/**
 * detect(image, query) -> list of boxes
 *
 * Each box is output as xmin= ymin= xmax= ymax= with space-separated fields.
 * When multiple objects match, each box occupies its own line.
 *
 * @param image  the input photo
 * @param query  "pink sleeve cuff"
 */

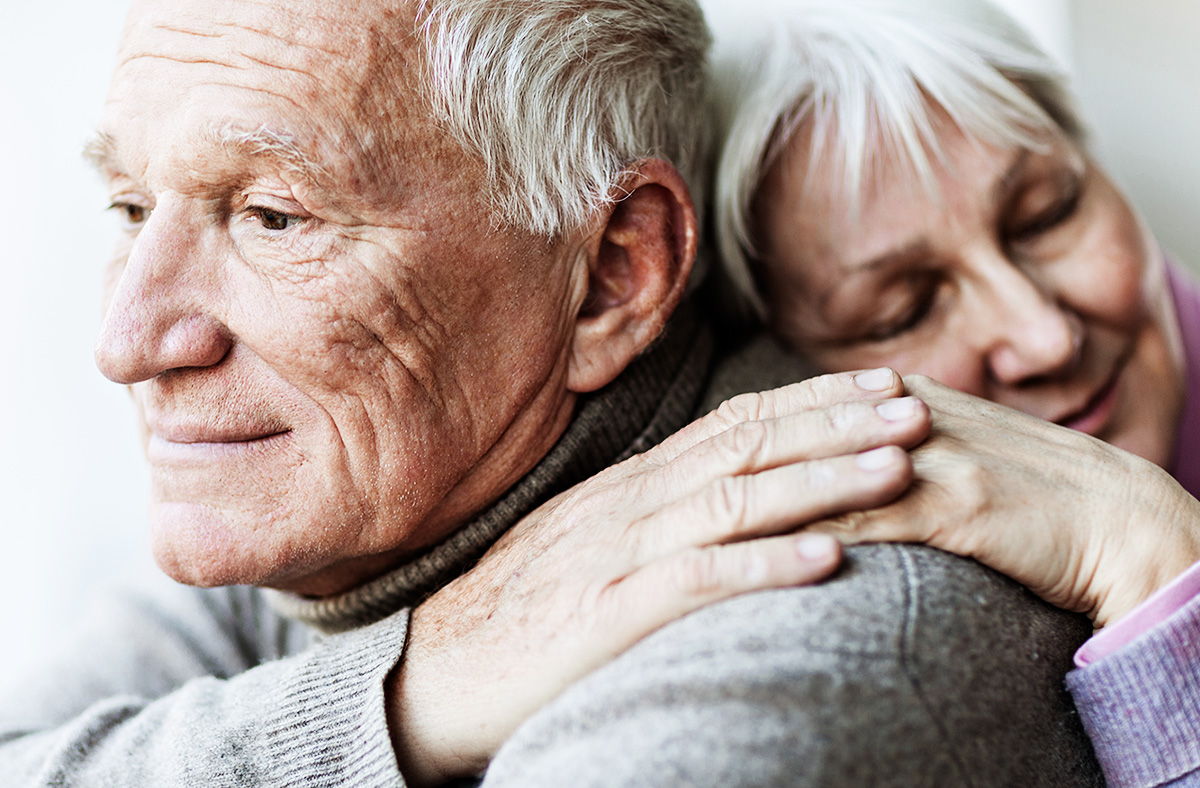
xmin=1075 ymin=559 xmax=1200 ymax=668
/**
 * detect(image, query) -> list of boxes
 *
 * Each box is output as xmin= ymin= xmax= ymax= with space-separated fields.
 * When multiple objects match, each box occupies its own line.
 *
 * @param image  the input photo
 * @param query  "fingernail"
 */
xmin=854 ymin=367 xmax=895 ymax=391
xmin=796 ymin=533 xmax=837 ymax=561
xmin=856 ymin=446 xmax=899 ymax=471
xmin=876 ymin=397 xmax=918 ymax=422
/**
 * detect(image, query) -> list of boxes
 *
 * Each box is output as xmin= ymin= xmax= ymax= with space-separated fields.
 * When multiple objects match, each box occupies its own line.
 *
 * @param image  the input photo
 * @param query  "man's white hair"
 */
xmin=418 ymin=0 xmax=712 ymax=238
xmin=714 ymin=0 xmax=1085 ymax=317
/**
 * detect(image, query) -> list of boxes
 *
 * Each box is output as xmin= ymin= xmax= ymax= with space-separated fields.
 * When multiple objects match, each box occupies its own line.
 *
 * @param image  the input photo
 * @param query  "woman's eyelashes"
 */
xmin=812 ymin=272 xmax=942 ymax=347
xmin=859 ymin=275 xmax=940 ymax=342
xmin=1004 ymin=174 xmax=1084 ymax=245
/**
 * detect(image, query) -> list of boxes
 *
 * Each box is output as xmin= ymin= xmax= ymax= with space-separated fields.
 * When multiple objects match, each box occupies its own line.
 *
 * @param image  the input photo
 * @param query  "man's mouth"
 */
xmin=146 ymin=430 xmax=292 ymax=465
xmin=145 ymin=416 xmax=292 ymax=461
xmin=154 ymin=427 xmax=289 ymax=444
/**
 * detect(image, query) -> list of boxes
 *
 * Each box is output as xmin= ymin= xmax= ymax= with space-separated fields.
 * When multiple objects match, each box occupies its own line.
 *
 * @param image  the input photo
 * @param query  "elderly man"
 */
xmin=1 ymin=0 xmax=1104 ymax=785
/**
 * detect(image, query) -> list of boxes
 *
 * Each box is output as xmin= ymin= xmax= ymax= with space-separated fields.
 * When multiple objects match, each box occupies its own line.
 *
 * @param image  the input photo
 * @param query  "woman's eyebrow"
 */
xmin=818 ymin=239 xmax=932 ymax=310
xmin=843 ymin=239 xmax=932 ymax=276
xmin=994 ymin=148 xmax=1032 ymax=204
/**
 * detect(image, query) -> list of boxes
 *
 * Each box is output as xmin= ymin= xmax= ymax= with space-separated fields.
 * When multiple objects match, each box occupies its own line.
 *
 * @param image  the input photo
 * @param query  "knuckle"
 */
xmin=821 ymin=509 xmax=869 ymax=536
xmin=802 ymin=370 xmax=865 ymax=408
xmin=701 ymin=475 xmax=753 ymax=533
xmin=714 ymin=420 xmax=770 ymax=472
xmin=927 ymin=457 xmax=988 ymax=519
xmin=669 ymin=548 xmax=725 ymax=596
xmin=715 ymin=390 xmax=769 ymax=425
xmin=959 ymin=466 xmax=990 ymax=517
xmin=806 ymin=373 xmax=841 ymax=403
xmin=801 ymin=456 xmax=838 ymax=491
xmin=825 ymin=401 xmax=865 ymax=435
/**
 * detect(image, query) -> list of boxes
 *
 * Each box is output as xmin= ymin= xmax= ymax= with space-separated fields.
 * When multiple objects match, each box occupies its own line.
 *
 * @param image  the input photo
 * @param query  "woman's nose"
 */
xmin=979 ymin=264 xmax=1083 ymax=386
xmin=94 ymin=198 xmax=232 ymax=385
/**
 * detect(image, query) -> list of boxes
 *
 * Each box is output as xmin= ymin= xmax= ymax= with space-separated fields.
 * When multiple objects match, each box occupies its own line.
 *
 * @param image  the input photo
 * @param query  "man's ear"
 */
xmin=567 ymin=158 xmax=697 ymax=393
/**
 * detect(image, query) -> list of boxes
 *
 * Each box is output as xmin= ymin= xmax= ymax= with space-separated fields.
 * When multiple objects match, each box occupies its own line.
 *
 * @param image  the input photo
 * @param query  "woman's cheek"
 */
xmin=1075 ymin=181 xmax=1157 ymax=327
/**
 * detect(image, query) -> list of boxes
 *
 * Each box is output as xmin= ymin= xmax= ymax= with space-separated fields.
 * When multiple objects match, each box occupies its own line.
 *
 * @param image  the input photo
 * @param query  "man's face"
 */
xmin=92 ymin=0 xmax=588 ymax=596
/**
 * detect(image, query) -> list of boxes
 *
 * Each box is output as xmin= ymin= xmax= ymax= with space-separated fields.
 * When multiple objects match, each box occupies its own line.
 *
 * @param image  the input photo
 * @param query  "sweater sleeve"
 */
xmin=1065 ymin=591 xmax=1200 ymax=787
xmin=481 ymin=545 xmax=1103 ymax=788
xmin=0 ymin=578 xmax=410 ymax=787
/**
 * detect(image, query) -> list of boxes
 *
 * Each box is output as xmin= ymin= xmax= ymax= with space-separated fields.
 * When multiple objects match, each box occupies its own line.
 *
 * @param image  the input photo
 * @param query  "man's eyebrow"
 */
xmin=81 ymin=125 xmax=331 ymax=184
xmin=82 ymin=131 xmax=118 ymax=172
xmin=207 ymin=123 xmax=331 ymax=182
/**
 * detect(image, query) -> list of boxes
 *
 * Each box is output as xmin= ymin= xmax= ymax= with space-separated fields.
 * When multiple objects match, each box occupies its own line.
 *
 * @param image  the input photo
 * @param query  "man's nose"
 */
xmin=94 ymin=199 xmax=231 ymax=385
xmin=977 ymin=260 xmax=1082 ymax=386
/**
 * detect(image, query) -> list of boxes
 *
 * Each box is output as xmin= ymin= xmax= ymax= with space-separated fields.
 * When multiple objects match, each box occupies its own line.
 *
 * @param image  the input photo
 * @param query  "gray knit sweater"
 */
xmin=0 ymin=319 xmax=1105 ymax=786
xmin=0 ymin=306 xmax=711 ymax=787
xmin=478 ymin=335 xmax=1104 ymax=787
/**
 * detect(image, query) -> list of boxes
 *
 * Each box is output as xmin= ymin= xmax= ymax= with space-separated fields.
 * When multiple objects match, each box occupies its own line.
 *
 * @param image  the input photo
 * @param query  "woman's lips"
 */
xmin=1057 ymin=368 xmax=1122 ymax=436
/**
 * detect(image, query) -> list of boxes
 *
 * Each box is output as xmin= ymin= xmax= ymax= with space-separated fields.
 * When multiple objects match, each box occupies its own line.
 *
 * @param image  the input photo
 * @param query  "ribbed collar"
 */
xmin=268 ymin=303 xmax=711 ymax=633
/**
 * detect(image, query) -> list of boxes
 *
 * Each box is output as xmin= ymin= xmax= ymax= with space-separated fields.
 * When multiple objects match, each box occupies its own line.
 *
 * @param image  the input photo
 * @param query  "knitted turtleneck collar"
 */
xmin=268 ymin=303 xmax=712 ymax=633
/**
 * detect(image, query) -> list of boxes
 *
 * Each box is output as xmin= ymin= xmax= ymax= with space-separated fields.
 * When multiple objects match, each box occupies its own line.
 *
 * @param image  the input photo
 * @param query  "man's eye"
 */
xmin=108 ymin=201 xmax=150 ymax=229
xmin=248 ymin=207 xmax=305 ymax=232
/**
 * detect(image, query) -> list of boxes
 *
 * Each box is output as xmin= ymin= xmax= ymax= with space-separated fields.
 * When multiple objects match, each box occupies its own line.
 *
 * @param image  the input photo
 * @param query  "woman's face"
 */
xmin=754 ymin=120 xmax=1184 ymax=467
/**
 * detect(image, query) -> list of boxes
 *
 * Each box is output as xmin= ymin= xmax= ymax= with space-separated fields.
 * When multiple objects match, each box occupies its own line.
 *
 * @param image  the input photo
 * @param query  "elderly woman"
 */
xmin=712 ymin=0 xmax=1200 ymax=784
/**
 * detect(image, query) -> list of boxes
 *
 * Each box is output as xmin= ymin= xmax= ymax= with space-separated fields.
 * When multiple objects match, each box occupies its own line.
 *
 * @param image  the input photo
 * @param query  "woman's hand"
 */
xmin=814 ymin=375 xmax=1200 ymax=630
xmin=388 ymin=368 xmax=931 ymax=785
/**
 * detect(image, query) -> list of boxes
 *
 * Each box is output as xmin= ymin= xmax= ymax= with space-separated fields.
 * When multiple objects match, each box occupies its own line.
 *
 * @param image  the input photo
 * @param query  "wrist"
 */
xmin=387 ymin=601 xmax=488 ymax=787
xmin=1090 ymin=471 xmax=1200 ymax=629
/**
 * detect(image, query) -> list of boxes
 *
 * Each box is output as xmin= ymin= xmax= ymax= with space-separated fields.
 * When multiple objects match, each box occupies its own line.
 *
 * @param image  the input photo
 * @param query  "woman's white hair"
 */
xmin=418 ymin=0 xmax=712 ymax=238
xmin=714 ymin=0 xmax=1085 ymax=317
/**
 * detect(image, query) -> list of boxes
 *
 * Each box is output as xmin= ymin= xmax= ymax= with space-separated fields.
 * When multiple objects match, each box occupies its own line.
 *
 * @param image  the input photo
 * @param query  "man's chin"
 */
xmin=148 ymin=500 xmax=300 ymax=589
xmin=146 ymin=499 xmax=399 ymax=595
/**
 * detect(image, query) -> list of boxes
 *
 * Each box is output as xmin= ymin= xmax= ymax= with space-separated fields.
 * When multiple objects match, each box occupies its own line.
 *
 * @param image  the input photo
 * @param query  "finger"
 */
xmin=807 ymin=493 xmax=938 ymax=547
xmin=652 ymin=397 xmax=930 ymax=495
xmin=604 ymin=533 xmax=844 ymax=646
xmin=645 ymin=368 xmax=906 ymax=464
xmin=636 ymin=445 xmax=914 ymax=560
xmin=903 ymin=373 xmax=1013 ymax=423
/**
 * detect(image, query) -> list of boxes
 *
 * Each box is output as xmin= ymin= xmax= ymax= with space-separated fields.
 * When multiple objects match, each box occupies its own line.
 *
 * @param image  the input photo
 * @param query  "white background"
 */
xmin=1 ymin=1 xmax=1197 ymax=675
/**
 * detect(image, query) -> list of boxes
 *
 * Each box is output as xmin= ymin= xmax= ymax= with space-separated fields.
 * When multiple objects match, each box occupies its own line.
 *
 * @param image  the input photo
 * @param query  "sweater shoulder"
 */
xmin=485 ymin=545 xmax=1103 ymax=787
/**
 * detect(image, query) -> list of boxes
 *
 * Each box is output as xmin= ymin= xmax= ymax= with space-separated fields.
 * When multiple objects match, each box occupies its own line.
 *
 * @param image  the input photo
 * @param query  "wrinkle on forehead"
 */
xmin=103 ymin=0 xmax=490 ymax=227
xmin=117 ymin=0 xmax=419 ymax=102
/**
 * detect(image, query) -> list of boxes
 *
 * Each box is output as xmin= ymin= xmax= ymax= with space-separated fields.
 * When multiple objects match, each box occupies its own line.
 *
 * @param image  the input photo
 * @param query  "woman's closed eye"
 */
xmin=1005 ymin=172 xmax=1084 ymax=245
xmin=862 ymin=283 xmax=938 ymax=342
xmin=824 ymin=272 xmax=942 ymax=346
